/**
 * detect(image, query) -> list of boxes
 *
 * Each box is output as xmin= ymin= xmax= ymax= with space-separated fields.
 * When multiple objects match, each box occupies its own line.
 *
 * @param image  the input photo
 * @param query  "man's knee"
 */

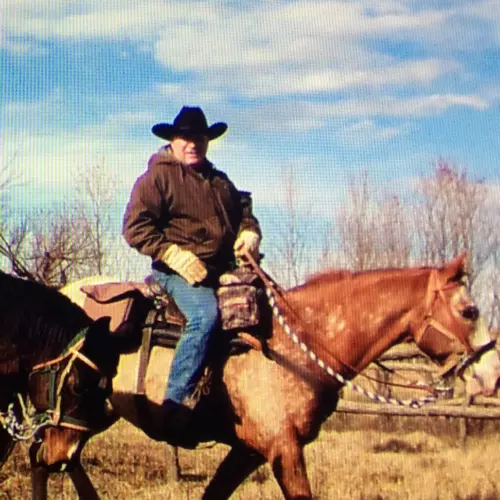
xmin=188 ymin=303 xmax=218 ymax=333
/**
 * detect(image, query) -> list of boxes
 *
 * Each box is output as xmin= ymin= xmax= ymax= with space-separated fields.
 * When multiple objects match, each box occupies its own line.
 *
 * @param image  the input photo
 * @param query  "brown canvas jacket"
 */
xmin=123 ymin=147 xmax=261 ymax=270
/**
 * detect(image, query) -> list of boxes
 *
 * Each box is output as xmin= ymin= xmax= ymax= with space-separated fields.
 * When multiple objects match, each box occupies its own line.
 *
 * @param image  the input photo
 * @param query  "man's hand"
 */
xmin=161 ymin=244 xmax=207 ymax=285
xmin=234 ymin=230 xmax=260 ymax=262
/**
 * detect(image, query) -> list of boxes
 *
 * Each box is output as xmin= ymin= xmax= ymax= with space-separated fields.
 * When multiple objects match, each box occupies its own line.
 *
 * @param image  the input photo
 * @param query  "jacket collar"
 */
xmin=158 ymin=145 xmax=213 ymax=175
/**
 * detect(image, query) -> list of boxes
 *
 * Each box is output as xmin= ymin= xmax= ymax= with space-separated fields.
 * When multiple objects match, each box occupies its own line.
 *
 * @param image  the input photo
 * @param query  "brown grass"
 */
xmin=2 ymin=415 xmax=500 ymax=499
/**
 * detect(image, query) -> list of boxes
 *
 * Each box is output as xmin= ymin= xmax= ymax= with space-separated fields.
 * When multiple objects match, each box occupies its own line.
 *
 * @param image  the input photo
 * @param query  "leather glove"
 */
xmin=234 ymin=230 xmax=260 ymax=262
xmin=161 ymin=244 xmax=207 ymax=285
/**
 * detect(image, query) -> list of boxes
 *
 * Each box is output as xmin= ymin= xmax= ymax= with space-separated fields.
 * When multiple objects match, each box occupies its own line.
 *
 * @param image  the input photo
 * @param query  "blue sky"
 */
xmin=2 ymin=1 xmax=500 ymax=259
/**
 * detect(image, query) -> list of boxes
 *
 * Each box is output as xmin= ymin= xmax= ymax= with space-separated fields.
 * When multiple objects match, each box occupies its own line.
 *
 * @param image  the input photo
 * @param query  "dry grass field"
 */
xmin=2 ymin=413 xmax=500 ymax=499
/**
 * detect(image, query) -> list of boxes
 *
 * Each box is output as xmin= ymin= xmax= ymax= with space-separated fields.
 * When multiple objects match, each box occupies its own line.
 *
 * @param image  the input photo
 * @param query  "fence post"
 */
xmin=459 ymin=396 xmax=473 ymax=447
xmin=166 ymin=445 xmax=181 ymax=481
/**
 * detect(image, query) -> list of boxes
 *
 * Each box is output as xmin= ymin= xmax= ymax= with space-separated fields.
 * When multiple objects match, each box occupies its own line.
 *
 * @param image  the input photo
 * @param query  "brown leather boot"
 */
xmin=161 ymin=399 xmax=196 ymax=446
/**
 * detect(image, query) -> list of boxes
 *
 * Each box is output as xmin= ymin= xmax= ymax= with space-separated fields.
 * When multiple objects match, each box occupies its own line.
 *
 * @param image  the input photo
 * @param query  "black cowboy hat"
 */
xmin=152 ymin=106 xmax=228 ymax=141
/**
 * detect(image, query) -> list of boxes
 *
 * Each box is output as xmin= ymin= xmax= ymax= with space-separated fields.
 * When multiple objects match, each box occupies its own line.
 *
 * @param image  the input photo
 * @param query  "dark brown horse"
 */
xmin=0 ymin=271 xmax=118 ymax=500
xmin=61 ymin=254 xmax=500 ymax=499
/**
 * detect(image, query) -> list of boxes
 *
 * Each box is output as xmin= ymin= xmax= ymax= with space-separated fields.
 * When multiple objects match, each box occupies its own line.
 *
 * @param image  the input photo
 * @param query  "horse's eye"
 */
xmin=67 ymin=373 xmax=84 ymax=395
xmin=461 ymin=305 xmax=479 ymax=321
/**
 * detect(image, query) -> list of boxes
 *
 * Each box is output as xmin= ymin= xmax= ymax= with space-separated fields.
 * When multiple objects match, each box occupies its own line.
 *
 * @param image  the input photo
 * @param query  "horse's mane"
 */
xmin=282 ymin=265 xmax=435 ymax=319
xmin=0 ymin=271 xmax=90 ymax=351
xmin=296 ymin=265 xmax=432 ymax=293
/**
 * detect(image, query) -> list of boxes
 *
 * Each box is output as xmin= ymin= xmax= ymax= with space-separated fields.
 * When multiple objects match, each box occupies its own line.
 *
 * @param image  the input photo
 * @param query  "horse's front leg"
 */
xmin=30 ymin=465 xmax=49 ymax=500
xmin=202 ymin=444 xmax=266 ymax=500
xmin=0 ymin=428 xmax=15 ymax=469
xmin=270 ymin=439 xmax=312 ymax=500
xmin=68 ymin=460 xmax=100 ymax=500
xmin=29 ymin=443 xmax=49 ymax=500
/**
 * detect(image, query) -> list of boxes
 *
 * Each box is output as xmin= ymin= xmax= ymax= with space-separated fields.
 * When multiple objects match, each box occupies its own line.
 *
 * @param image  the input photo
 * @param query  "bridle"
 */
xmin=413 ymin=269 xmax=496 ymax=377
xmin=0 ymin=327 xmax=110 ymax=442
xmin=28 ymin=327 xmax=108 ymax=434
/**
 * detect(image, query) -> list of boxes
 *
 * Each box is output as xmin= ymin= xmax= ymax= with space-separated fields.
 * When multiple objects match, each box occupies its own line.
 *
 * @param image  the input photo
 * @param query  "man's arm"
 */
xmin=122 ymin=162 xmax=171 ymax=261
xmin=234 ymin=191 xmax=262 ymax=261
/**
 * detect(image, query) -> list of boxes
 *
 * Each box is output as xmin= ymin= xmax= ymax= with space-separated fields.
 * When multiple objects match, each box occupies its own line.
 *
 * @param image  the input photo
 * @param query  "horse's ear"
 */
xmin=440 ymin=252 xmax=468 ymax=283
xmin=88 ymin=316 xmax=111 ymax=336
xmin=83 ymin=317 xmax=111 ymax=349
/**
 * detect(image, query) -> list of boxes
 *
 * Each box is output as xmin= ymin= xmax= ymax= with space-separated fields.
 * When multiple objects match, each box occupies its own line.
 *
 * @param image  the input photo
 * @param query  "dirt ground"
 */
xmin=2 ymin=413 xmax=500 ymax=499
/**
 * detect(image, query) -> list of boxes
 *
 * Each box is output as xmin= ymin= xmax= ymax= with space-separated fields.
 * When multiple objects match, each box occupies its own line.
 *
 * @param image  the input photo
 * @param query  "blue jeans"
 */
xmin=151 ymin=269 xmax=219 ymax=406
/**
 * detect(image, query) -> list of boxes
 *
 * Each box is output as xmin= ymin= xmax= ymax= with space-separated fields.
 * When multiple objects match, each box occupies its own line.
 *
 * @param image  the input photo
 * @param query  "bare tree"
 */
xmin=268 ymin=166 xmax=313 ymax=287
xmin=329 ymin=172 xmax=412 ymax=271
xmin=416 ymin=159 xmax=488 ymax=280
xmin=374 ymin=195 xmax=412 ymax=269
xmin=73 ymin=160 xmax=115 ymax=276
xmin=0 ymin=152 xmax=27 ymax=275
xmin=336 ymin=172 xmax=378 ymax=271
xmin=0 ymin=157 xmax=118 ymax=286
xmin=0 ymin=208 xmax=102 ymax=286
xmin=413 ymin=159 xmax=500 ymax=327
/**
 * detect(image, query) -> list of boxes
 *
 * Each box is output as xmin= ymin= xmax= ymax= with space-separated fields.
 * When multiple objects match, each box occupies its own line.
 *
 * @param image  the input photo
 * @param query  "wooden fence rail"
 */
xmin=339 ymin=343 xmax=500 ymax=420
xmin=337 ymin=398 xmax=500 ymax=419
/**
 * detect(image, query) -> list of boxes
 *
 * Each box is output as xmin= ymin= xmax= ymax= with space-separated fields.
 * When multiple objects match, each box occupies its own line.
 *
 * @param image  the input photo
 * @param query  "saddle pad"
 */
xmin=80 ymin=282 xmax=149 ymax=303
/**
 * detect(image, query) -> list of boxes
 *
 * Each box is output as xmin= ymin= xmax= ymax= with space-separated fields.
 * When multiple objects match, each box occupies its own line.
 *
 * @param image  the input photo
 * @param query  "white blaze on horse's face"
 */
xmin=464 ymin=317 xmax=500 ymax=397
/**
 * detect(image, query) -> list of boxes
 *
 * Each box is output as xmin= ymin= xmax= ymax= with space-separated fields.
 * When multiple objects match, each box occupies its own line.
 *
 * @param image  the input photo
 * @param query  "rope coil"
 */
xmin=0 ymin=395 xmax=52 ymax=442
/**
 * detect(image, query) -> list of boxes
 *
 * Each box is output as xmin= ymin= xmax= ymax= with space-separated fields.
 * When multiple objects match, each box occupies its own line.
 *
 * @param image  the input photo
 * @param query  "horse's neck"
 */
xmin=270 ymin=273 xmax=427 ymax=377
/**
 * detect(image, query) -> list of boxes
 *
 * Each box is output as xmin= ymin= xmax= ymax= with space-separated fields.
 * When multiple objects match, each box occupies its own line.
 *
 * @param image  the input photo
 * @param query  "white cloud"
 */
xmin=2 ymin=0 xmax=497 ymax=192
xmin=155 ymin=84 xmax=224 ymax=106
xmin=2 ymin=127 xmax=154 ymax=191
xmin=341 ymin=119 xmax=406 ymax=143
xmin=2 ymin=1 xmax=493 ymax=98
xmin=234 ymin=59 xmax=459 ymax=98
xmin=208 ymin=93 xmax=489 ymax=136
xmin=103 ymin=111 xmax=153 ymax=128
xmin=328 ymin=93 xmax=489 ymax=117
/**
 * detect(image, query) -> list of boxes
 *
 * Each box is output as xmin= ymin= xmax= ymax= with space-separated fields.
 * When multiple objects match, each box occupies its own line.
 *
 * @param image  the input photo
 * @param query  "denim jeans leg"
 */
xmin=151 ymin=269 xmax=219 ymax=405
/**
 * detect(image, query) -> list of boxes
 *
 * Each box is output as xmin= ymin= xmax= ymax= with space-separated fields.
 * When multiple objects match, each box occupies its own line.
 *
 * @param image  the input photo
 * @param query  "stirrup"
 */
xmin=182 ymin=367 xmax=212 ymax=409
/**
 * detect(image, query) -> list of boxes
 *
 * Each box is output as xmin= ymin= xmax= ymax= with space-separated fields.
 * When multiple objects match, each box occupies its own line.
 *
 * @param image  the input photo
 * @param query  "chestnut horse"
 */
xmin=0 ymin=271 xmax=118 ymax=500
xmin=60 ymin=254 xmax=500 ymax=500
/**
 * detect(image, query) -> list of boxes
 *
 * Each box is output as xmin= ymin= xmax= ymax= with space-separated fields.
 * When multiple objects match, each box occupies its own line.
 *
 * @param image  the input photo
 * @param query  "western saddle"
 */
xmin=79 ymin=274 xmax=264 ymax=395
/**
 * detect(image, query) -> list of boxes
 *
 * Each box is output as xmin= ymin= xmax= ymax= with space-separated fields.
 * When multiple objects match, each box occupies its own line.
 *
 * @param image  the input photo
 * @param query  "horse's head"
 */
xmin=28 ymin=317 xmax=119 ymax=469
xmin=411 ymin=253 xmax=500 ymax=396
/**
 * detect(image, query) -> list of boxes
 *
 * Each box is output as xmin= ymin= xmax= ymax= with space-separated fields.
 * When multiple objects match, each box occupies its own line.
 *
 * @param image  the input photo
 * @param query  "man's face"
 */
xmin=170 ymin=134 xmax=209 ymax=169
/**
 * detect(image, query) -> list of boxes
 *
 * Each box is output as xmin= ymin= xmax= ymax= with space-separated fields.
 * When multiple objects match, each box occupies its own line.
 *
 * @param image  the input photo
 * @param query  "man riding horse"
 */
xmin=122 ymin=106 xmax=261 ymax=441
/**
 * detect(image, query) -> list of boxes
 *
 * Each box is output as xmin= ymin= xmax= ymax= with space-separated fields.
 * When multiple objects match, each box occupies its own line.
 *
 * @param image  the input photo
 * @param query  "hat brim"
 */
xmin=152 ymin=122 xmax=227 ymax=141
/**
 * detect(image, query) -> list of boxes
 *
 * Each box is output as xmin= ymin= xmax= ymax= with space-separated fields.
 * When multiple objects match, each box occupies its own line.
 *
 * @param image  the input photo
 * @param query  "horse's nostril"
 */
xmin=462 ymin=306 xmax=479 ymax=321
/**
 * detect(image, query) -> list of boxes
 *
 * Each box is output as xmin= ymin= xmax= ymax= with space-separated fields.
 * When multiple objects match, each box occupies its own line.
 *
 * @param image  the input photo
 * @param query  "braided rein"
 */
xmin=264 ymin=286 xmax=442 ymax=409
